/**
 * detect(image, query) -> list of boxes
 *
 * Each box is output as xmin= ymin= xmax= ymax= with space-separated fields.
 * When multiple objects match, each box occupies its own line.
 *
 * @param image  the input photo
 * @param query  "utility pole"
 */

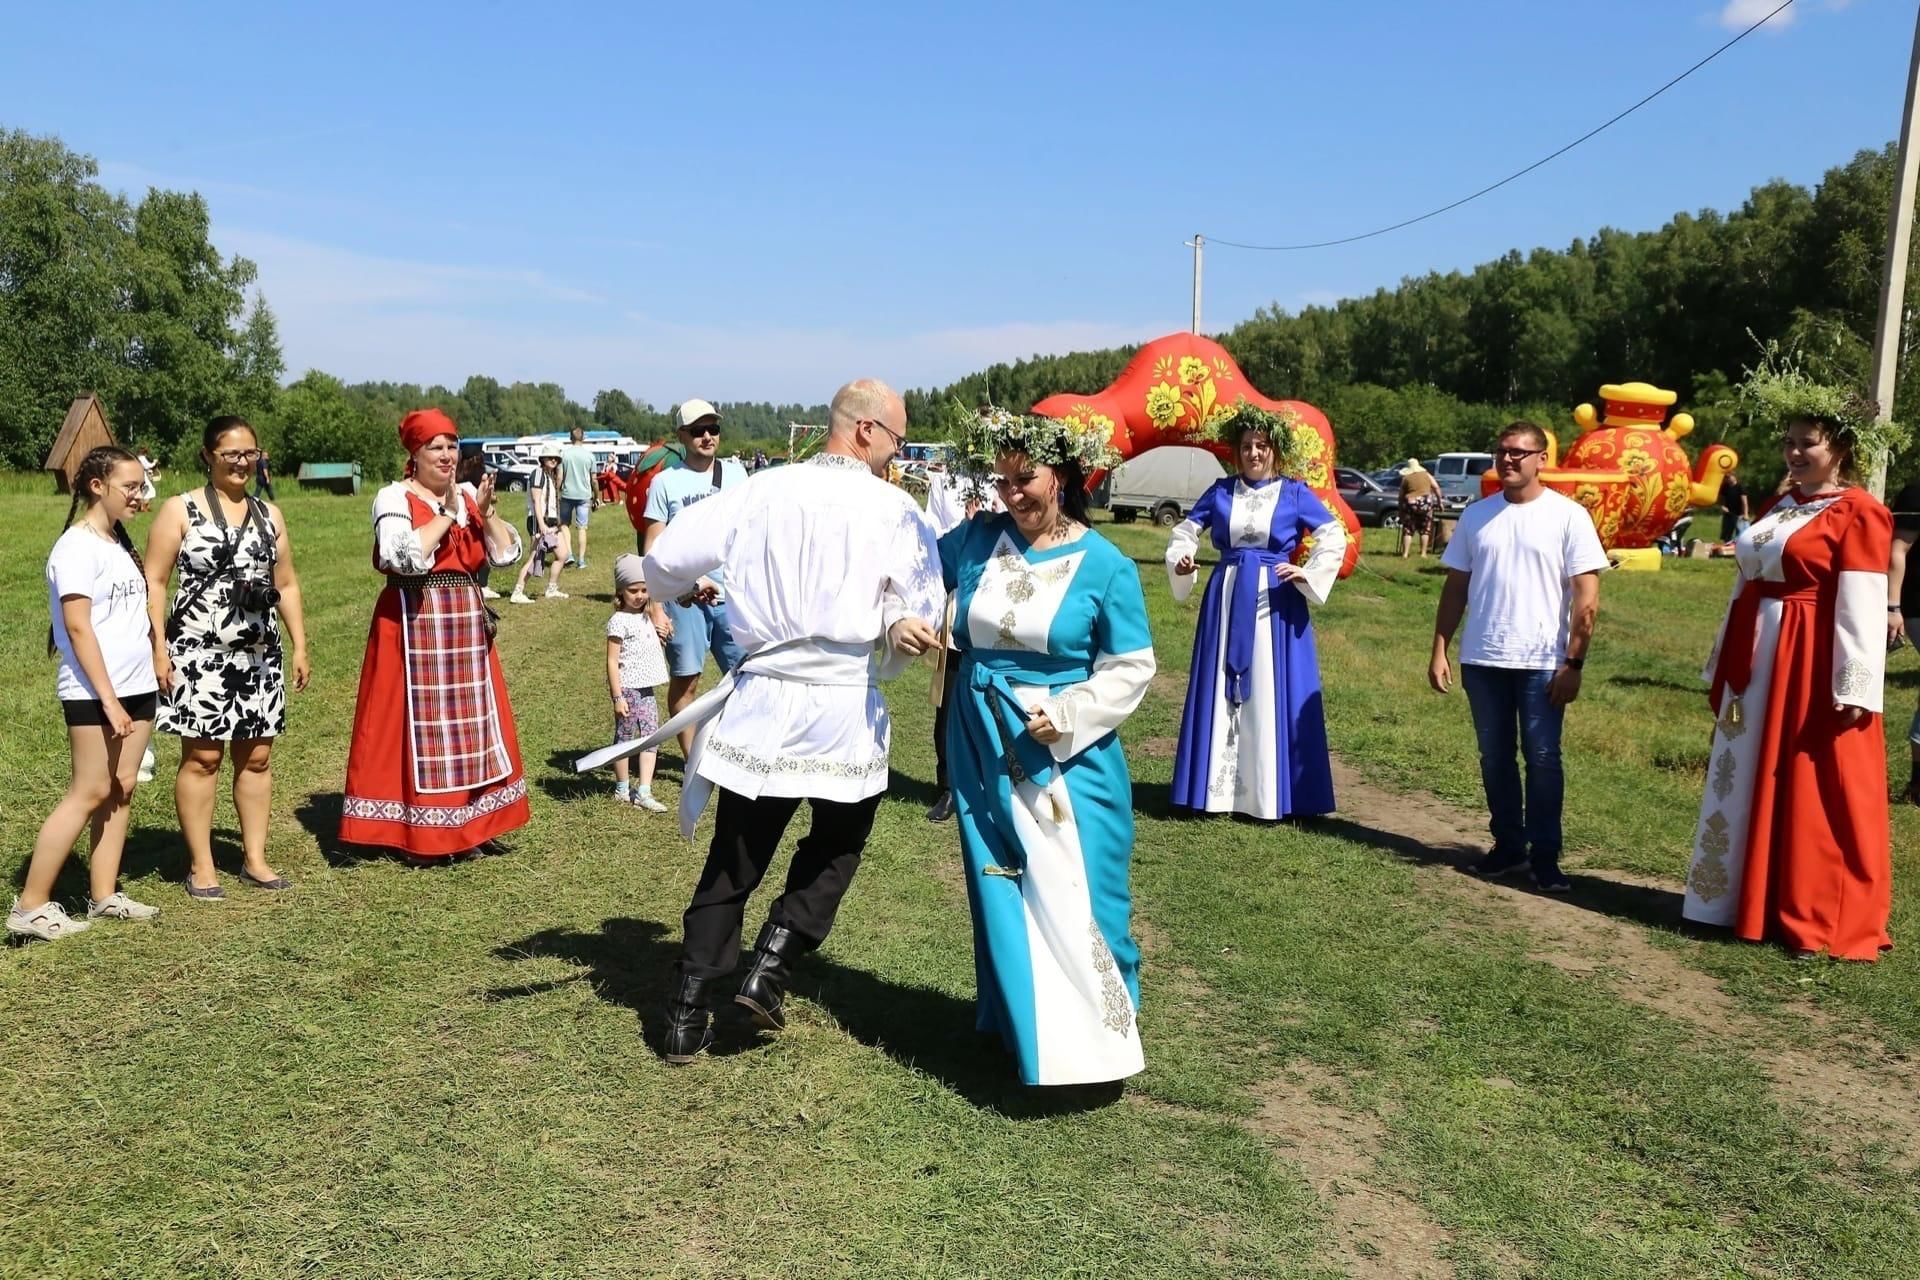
xmin=1184 ymin=234 xmax=1204 ymax=334
xmin=1867 ymin=4 xmax=1920 ymax=498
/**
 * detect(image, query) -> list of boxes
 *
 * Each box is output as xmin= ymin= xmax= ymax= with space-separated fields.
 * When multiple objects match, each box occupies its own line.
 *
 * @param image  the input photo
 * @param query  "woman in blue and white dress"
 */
xmin=1166 ymin=406 xmax=1347 ymax=820
xmin=941 ymin=411 xmax=1156 ymax=1087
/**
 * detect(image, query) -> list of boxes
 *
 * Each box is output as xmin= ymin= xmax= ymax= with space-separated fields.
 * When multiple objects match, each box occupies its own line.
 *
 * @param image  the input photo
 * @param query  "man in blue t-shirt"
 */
xmin=644 ymin=399 xmax=750 ymax=758
xmin=558 ymin=425 xmax=597 ymax=569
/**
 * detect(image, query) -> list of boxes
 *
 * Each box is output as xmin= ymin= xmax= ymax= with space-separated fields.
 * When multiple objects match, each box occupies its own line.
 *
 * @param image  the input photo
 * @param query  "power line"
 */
xmin=1205 ymin=0 xmax=1797 ymax=252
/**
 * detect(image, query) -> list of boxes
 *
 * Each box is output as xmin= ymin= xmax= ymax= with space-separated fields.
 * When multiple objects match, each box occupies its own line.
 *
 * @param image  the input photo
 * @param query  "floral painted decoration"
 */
xmin=953 ymin=404 xmax=1124 ymax=475
xmin=1737 ymin=339 xmax=1907 ymax=475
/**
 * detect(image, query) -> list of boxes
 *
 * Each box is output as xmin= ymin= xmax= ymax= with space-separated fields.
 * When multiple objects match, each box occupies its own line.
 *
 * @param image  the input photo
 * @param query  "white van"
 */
xmin=1101 ymin=445 xmax=1228 ymax=526
xmin=1432 ymin=452 xmax=1495 ymax=508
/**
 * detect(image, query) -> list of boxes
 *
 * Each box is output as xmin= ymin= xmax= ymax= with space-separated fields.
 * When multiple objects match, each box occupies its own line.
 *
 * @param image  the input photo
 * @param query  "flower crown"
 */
xmin=1196 ymin=399 xmax=1310 ymax=471
xmin=1737 ymin=340 xmax=1907 ymax=475
xmin=952 ymin=404 xmax=1123 ymax=474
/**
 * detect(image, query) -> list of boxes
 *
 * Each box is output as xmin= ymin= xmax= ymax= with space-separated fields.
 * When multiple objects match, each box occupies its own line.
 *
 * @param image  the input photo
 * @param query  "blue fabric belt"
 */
xmin=954 ymin=654 xmax=1093 ymax=870
xmin=1220 ymin=546 xmax=1295 ymax=706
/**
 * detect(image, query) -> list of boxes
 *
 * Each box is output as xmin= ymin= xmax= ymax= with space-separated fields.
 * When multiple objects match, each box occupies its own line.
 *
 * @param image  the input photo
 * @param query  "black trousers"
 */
xmin=677 ymin=786 xmax=883 ymax=980
xmin=932 ymin=654 xmax=961 ymax=789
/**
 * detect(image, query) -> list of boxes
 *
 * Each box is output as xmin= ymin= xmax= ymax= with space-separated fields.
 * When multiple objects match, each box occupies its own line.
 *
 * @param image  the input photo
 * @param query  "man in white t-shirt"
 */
xmin=1429 ymin=422 xmax=1607 ymax=893
xmin=643 ymin=399 xmax=750 ymax=759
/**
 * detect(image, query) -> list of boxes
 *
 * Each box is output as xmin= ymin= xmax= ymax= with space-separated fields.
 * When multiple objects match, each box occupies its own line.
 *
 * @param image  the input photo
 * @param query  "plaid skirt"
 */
xmin=340 ymin=574 xmax=529 ymax=856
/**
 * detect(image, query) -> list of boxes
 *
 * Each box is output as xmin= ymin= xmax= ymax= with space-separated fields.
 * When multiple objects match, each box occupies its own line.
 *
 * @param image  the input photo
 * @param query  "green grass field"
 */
xmin=1 ymin=481 xmax=1917 ymax=1279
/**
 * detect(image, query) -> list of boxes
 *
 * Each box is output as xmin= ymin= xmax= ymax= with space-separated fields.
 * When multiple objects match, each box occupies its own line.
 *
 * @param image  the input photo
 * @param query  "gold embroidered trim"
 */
xmin=1089 ymin=920 xmax=1133 ymax=1037
xmin=1691 ymin=812 xmax=1732 ymax=903
xmin=1711 ymin=750 xmax=1736 ymax=802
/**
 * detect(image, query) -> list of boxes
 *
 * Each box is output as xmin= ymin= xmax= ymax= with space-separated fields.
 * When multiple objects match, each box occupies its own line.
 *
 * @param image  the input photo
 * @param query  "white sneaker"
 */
xmin=633 ymin=790 xmax=669 ymax=813
xmin=510 ymin=590 xmax=535 ymax=605
xmin=7 ymin=899 xmax=91 ymax=941
xmin=87 ymin=891 xmax=160 ymax=921
xmin=137 ymin=744 xmax=156 ymax=783
xmin=545 ymin=588 xmax=569 ymax=600
xmin=480 ymin=586 xmax=502 ymax=600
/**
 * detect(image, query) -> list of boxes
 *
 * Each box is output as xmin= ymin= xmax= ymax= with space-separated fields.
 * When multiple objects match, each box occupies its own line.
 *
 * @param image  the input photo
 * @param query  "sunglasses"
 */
xmin=684 ymin=424 xmax=721 ymax=439
xmin=861 ymin=418 xmax=906 ymax=450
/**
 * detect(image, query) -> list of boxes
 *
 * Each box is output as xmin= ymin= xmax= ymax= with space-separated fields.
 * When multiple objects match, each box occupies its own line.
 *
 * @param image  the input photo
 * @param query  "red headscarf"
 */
xmin=399 ymin=408 xmax=458 ymax=456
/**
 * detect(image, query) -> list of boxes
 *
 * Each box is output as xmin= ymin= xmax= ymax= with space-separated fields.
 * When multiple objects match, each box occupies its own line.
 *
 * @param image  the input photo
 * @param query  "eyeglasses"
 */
xmin=861 ymin=418 xmax=906 ymax=451
xmin=114 ymin=481 xmax=146 ymax=497
xmin=215 ymin=449 xmax=261 ymax=464
xmin=1494 ymin=447 xmax=1545 ymax=461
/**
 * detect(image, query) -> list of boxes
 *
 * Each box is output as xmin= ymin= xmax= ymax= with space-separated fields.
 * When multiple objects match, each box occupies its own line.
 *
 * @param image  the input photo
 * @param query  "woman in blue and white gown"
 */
xmin=1166 ymin=412 xmax=1346 ymax=820
xmin=941 ymin=433 xmax=1156 ymax=1087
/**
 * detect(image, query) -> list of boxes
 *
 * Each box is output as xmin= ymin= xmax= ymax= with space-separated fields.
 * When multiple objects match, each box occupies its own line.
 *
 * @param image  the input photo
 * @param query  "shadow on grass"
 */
xmin=541 ymin=744 xmax=691 ymax=794
xmin=1606 ymin=673 xmax=1703 ymax=695
xmin=18 ymin=823 xmax=212 ymax=899
xmin=1131 ymin=780 xmax=1174 ymax=818
xmin=886 ymin=768 xmax=942 ymax=809
xmin=295 ymin=792 xmax=398 ymax=868
xmin=1314 ymin=814 xmax=1688 ymax=933
xmin=539 ymin=748 xmax=684 ymax=802
xmin=489 ymin=915 xmax=1122 ymax=1118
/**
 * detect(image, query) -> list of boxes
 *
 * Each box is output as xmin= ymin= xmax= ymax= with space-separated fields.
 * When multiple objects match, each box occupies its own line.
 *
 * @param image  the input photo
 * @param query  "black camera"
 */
xmin=236 ymin=579 xmax=281 ymax=613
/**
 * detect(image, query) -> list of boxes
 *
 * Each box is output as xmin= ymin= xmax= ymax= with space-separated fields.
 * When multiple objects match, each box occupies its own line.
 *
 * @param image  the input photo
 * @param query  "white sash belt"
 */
xmin=574 ymin=636 xmax=877 ymax=838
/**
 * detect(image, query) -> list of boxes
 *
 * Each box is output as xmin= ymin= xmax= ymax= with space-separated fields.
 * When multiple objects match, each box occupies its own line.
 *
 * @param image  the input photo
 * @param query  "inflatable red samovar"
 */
xmin=1028 ymin=333 xmax=1361 ymax=577
xmin=1480 ymin=381 xmax=1738 ymax=571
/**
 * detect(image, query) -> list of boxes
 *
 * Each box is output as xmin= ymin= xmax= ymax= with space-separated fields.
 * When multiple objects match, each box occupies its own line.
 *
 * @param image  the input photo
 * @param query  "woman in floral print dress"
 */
xmin=146 ymin=417 xmax=311 ymax=897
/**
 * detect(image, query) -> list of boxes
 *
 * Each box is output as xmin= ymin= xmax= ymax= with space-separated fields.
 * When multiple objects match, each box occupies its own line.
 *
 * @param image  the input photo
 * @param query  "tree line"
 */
xmin=0 ymin=128 xmax=820 ymax=479
xmin=6 ymin=124 xmax=1915 ymax=488
xmin=907 ymin=144 xmax=1918 ymax=488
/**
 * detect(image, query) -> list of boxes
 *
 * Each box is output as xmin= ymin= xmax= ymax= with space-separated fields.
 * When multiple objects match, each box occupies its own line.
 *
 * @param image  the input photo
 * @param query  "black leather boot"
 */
xmin=734 ymin=922 xmax=805 ymax=1031
xmin=661 ymin=973 xmax=714 ymax=1065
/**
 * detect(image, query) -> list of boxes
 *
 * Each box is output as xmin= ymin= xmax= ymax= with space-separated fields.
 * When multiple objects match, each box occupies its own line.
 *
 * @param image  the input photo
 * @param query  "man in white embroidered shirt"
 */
xmin=642 ymin=378 xmax=942 ymax=1064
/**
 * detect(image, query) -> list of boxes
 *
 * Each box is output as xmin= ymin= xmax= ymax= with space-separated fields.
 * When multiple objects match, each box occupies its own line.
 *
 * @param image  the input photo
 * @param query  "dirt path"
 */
xmin=1131 ymin=919 xmax=1461 ymax=1279
xmin=1325 ymin=755 xmax=1920 ymax=1173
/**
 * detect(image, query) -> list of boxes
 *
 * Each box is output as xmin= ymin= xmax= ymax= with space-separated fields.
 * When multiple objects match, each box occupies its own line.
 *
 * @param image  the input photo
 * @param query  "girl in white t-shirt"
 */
xmin=606 ymin=554 xmax=669 ymax=811
xmin=11 ymin=447 xmax=164 ymax=942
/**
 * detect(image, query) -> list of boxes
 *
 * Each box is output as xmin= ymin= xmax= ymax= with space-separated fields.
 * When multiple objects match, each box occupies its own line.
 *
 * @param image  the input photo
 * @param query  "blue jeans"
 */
xmin=1461 ymin=664 xmax=1565 ymax=865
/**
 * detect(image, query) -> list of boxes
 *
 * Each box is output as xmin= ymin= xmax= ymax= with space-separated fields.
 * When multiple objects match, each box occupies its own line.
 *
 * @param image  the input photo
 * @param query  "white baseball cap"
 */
xmin=675 ymin=399 xmax=721 ymax=429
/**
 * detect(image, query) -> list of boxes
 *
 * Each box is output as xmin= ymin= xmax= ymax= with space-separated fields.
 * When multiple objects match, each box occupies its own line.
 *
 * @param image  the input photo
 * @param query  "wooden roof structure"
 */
xmin=44 ymin=394 xmax=118 ymax=493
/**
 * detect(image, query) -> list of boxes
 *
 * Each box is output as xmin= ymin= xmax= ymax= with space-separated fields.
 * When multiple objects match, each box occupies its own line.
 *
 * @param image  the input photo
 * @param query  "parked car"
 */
xmin=1432 ymin=452 xmax=1494 ymax=509
xmin=484 ymin=447 xmax=538 ymax=492
xmin=1098 ymin=445 xmax=1227 ymax=525
xmin=1334 ymin=467 xmax=1401 ymax=528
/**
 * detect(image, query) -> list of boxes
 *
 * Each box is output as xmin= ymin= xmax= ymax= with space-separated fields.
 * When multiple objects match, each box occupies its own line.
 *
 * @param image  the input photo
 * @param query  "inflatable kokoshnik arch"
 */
xmin=1029 ymin=332 xmax=1363 ymax=577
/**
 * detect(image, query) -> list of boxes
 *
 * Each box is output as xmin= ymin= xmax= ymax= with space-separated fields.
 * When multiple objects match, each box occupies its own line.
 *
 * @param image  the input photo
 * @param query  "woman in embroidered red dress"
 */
xmin=1683 ymin=407 xmax=1893 ymax=960
xmin=340 ymin=409 xmax=530 ymax=860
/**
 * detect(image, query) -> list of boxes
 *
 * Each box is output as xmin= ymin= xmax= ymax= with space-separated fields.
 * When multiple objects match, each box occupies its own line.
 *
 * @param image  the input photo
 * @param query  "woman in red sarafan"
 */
xmin=340 ymin=409 xmax=531 ymax=859
xmin=1683 ymin=411 xmax=1893 ymax=960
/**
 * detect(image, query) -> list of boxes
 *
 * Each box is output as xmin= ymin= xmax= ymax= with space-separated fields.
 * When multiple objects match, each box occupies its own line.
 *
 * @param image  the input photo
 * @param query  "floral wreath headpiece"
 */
xmin=952 ymin=404 xmax=1123 ymax=475
xmin=1196 ymin=399 xmax=1310 ymax=472
xmin=1737 ymin=339 xmax=1907 ymax=475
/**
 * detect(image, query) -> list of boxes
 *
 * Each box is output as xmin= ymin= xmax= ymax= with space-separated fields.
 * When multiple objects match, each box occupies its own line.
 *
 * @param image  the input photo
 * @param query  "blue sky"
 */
xmin=0 ymin=0 xmax=1907 ymax=406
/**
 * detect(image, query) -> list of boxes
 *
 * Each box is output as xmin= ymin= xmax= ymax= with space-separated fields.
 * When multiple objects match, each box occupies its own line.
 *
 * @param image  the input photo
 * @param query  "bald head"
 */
xmin=829 ymin=379 xmax=904 ymax=438
xmin=825 ymin=378 xmax=907 ymax=476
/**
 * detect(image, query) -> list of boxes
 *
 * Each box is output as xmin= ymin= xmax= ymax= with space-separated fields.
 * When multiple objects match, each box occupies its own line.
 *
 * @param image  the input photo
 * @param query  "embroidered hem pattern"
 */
xmin=342 ymin=778 xmax=528 ymax=829
xmin=704 ymin=736 xmax=890 ymax=781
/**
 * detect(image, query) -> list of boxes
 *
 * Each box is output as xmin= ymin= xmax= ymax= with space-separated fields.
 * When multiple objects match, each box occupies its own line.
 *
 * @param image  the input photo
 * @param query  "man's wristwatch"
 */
xmin=1564 ymin=656 xmax=1585 ymax=670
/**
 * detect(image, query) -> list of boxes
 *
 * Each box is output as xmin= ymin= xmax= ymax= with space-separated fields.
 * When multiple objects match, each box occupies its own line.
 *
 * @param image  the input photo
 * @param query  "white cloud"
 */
xmin=1719 ymin=0 xmax=1796 ymax=31
xmin=234 ymin=229 xmax=1150 ymax=403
